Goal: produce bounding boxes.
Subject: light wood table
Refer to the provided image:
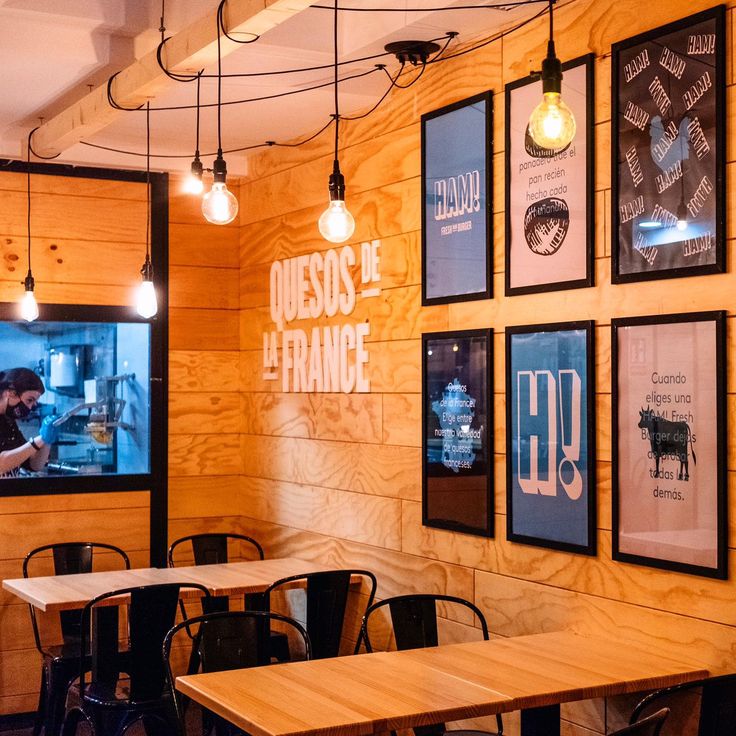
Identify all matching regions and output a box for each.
[176,631,708,736]
[2,557,336,611]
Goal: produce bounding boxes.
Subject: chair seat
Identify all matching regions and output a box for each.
[78,679,174,709]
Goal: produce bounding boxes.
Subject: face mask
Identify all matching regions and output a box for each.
[7,399,31,419]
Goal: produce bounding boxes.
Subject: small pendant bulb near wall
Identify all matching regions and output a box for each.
[136,102,158,319]
[318,0,355,243]
[20,132,39,322]
[202,1,239,225]
[528,0,576,150]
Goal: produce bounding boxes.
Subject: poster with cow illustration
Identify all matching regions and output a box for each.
[506,321,596,555]
[505,56,594,296]
[612,312,726,579]
[612,6,726,283]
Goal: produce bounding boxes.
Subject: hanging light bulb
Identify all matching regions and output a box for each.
[183,155,204,195]
[318,0,356,242]
[202,153,238,225]
[19,135,39,322]
[135,102,158,319]
[20,272,39,322]
[136,255,158,318]
[319,162,355,243]
[202,13,239,225]
[528,0,576,150]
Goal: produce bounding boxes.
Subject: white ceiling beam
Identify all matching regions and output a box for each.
[29,0,314,157]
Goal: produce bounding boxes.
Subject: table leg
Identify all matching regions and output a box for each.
[520,704,560,736]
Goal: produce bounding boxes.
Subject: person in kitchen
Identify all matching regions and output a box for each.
[0,368,58,477]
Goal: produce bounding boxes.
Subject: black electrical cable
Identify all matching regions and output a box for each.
[26,132,32,278]
[311,1,547,9]
[195,72,201,157]
[217,0,260,44]
[84,0,558,159]
[332,0,339,162]
[216,2,223,154]
[107,72,144,111]
[27,126,61,161]
[159,0,166,43]
[157,37,202,82]
[145,101,151,261]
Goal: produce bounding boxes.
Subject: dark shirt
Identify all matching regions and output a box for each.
[0,414,28,478]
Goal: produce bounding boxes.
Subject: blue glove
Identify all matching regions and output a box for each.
[39,416,59,445]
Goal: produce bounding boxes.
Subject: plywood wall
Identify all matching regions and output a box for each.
[237,1,736,734]
[0,170,241,715]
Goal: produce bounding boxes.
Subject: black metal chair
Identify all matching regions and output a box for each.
[60,582,211,736]
[163,610,312,736]
[359,593,502,736]
[618,708,670,736]
[630,674,736,736]
[23,542,131,736]
[262,569,377,660]
[167,532,290,663]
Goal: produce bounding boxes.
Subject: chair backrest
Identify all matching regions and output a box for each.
[360,593,489,653]
[79,582,211,704]
[262,569,377,660]
[23,542,130,651]
[167,533,264,568]
[360,594,493,736]
[168,533,265,617]
[164,610,311,736]
[631,675,736,736]
[617,709,670,736]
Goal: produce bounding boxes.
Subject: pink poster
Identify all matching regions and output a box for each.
[505,57,592,295]
[613,313,726,577]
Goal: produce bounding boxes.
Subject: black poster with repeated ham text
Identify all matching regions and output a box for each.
[612,6,725,282]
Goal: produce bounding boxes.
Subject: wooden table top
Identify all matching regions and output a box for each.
[176,631,709,736]
[2,557,336,611]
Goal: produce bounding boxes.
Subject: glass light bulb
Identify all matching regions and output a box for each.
[318,200,355,243]
[528,92,576,150]
[183,174,204,195]
[676,219,688,232]
[20,289,39,322]
[202,181,238,225]
[136,279,158,318]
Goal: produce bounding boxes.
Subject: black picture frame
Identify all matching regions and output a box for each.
[505,55,595,296]
[422,328,493,537]
[505,321,596,555]
[421,92,493,306]
[0,159,168,567]
[611,6,726,283]
[611,311,727,579]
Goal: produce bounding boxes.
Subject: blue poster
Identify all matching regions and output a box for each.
[422,93,491,304]
[507,324,595,553]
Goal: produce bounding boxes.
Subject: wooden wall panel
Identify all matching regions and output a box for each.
[236,3,736,736]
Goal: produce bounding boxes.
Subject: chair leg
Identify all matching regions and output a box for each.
[45,669,73,736]
[60,707,82,736]
[33,664,48,736]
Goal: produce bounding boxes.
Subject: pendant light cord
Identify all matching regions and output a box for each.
[216,7,223,155]
[333,0,340,163]
[549,0,553,42]
[195,72,201,157]
[146,101,151,261]
[26,132,32,276]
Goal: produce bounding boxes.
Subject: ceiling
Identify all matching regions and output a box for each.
[0,0,543,174]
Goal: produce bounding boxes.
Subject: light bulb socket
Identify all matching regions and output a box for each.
[213,151,227,184]
[190,155,203,180]
[23,270,35,292]
[676,200,688,220]
[328,160,346,202]
[140,254,154,282]
[541,41,562,95]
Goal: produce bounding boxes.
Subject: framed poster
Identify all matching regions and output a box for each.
[612,311,726,579]
[612,6,726,283]
[422,329,493,537]
[506,322,596,554]
[422,92,492,305]
[505,55,594,296]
